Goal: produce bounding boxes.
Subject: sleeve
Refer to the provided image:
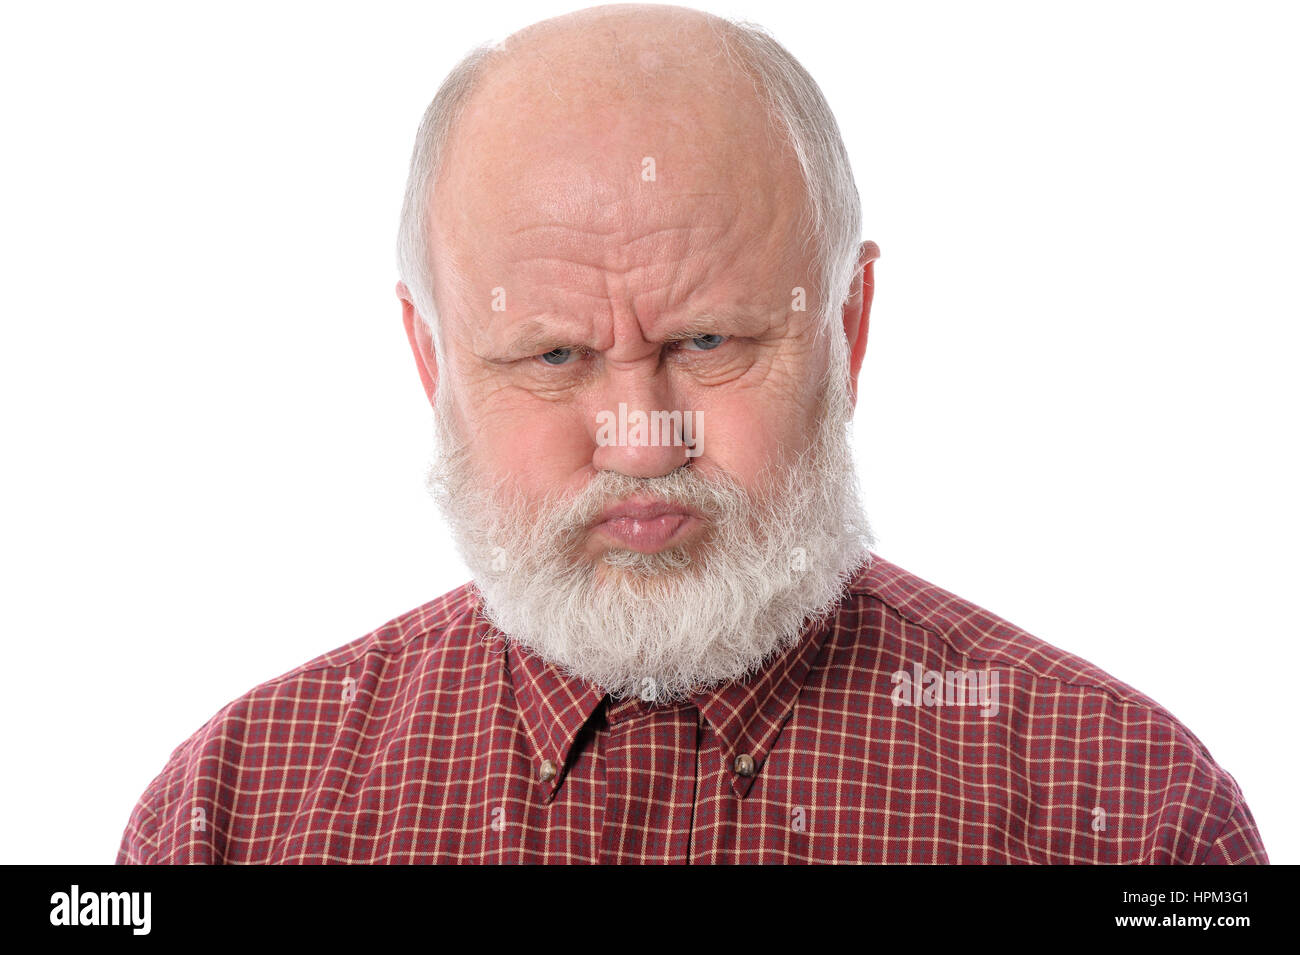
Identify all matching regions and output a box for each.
[115,752,189,865]
[114,726,222,865]
[116,790,162,865]
[1196,796,1269,865]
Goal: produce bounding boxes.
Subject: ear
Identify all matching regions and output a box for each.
[842,240,879,409]
[398,281,438,406]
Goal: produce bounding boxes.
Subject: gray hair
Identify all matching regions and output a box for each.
[395,16,863,379]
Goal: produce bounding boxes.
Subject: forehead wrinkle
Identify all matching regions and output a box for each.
[508,224,733,288]
[433,119,807,341]
[489,230,790,357]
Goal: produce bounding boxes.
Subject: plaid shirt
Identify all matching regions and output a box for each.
[117,555,1267,864]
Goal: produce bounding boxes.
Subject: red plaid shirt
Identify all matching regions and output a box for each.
[117,555,1267,864]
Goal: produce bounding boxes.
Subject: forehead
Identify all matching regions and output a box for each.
[428,57,811,318]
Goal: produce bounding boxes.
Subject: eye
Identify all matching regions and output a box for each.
[677,333,729,352]
[537,347,580,366]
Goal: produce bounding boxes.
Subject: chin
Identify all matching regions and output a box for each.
[598,543,698,579]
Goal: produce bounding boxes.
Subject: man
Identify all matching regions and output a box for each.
[117,4,1266,864]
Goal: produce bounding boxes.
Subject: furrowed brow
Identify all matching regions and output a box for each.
[488,307,771,361]
[659,308,770,341]
[490,319,590,362]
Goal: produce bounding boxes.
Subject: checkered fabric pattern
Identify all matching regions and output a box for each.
[117,555,1267,864]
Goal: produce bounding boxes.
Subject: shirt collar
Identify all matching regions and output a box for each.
[494,565,861,800]
[505,638,606,802]
[692,606,838,797]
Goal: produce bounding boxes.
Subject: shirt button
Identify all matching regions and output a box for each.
[538,759,558,782]
[734,754,756,777]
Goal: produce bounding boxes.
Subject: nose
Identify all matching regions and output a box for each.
[589,375,696,479]
[590,404,694,477]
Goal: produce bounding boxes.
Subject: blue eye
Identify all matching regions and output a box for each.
[680,334,728,351]
[538,347,578,366]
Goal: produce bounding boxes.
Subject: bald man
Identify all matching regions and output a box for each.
[118,4,1266,864]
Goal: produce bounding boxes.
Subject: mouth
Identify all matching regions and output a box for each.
[590,498,704,553]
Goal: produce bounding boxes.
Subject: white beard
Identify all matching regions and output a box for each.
[425,341,875,704]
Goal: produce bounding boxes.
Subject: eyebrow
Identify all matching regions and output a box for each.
[496,320,579,361]
[491,309,770,362]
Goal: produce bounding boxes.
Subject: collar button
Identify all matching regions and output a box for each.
[733,754,756,777]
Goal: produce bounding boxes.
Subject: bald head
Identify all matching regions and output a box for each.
[476,4,748,103]
[447,5,781,149]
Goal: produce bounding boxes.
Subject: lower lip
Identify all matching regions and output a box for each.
[595,515,696,552]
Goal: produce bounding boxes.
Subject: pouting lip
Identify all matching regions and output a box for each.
[592,496,704,526]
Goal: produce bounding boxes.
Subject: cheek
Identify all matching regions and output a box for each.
[472,401,595,494]
[692,390,817,486]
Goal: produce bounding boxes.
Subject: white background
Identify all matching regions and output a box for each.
[1,0,1295,864]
